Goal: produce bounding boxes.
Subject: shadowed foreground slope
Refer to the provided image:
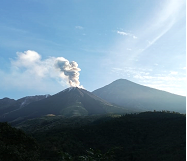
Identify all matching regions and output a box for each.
[16,112,186,161]
[0,122,39,161]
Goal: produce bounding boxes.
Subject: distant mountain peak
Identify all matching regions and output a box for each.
[111,79,139,85]
[114,78,129,82]
[93,79,186,113]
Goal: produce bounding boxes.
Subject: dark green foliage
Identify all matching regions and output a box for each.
[78,147,118,161]
[17,112,185,161]
[0,122,39,161]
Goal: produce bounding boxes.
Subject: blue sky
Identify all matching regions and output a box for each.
[0,0,186,99]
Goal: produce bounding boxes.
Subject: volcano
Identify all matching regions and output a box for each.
[0,87,129,123]
[92,79,186,113]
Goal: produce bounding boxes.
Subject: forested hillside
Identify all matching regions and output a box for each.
[0,122,39,161]
[8,112,185,161]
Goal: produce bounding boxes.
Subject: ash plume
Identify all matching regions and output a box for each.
[55,57,82,88]
[7,50,83,91]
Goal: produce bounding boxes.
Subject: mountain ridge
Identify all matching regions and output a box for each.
[0,79,185,124]
[92,79,186,113]
[0,87,130,123]
[0,95,51,118]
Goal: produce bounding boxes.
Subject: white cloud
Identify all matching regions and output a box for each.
[11,50,59,79]
[112,67,123,71]
[117,31,137,39]
[75,26,84,30]
[111,67,186,96]
[143,0,185,50]
[170,71,178,75]
[117,31,128,36]
[111,0,185,65]
[0,50,83,94]
[127,48,132,51]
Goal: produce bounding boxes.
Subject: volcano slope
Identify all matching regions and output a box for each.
[93,79,186,113]
[0,87,131,123]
